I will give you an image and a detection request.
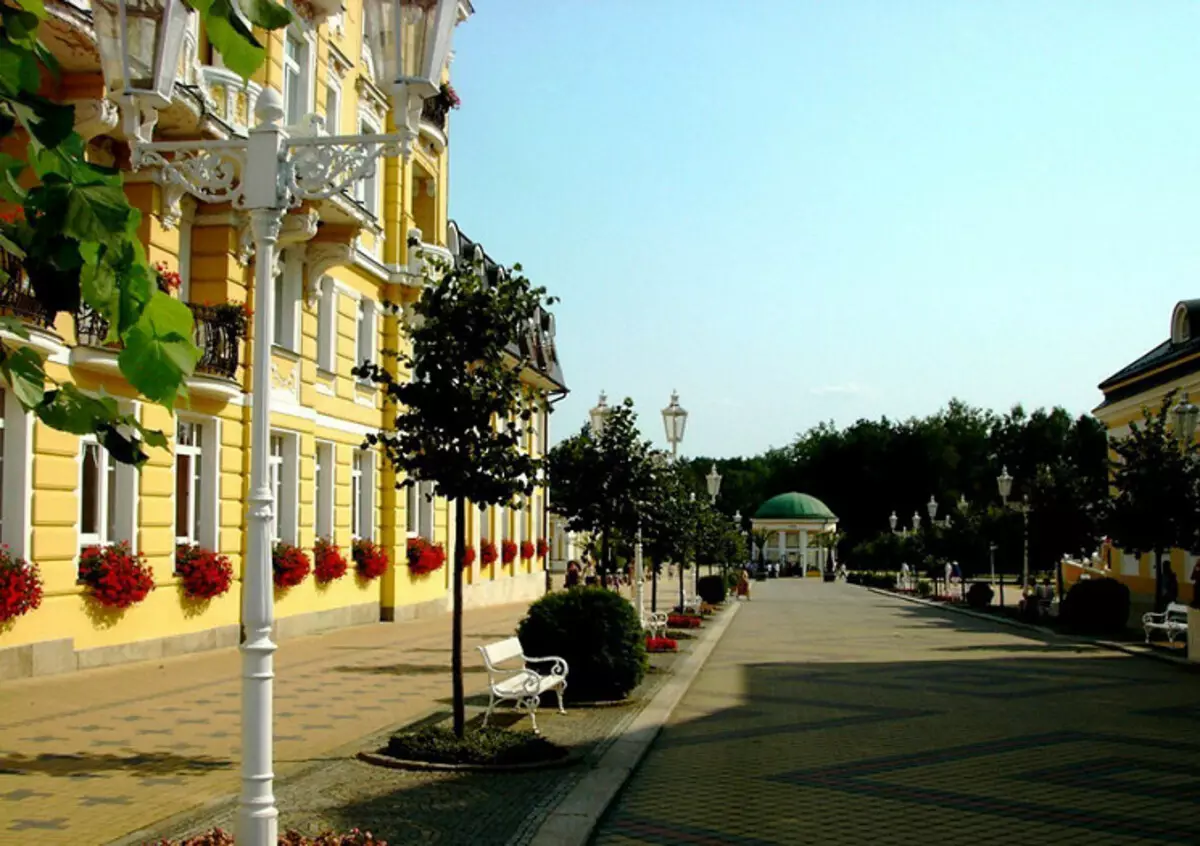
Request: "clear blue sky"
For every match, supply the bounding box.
[447,1,1200,458]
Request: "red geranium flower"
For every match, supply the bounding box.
[536,538,548,559]
[0,546,42,623]
[519,540,535,561]
[501,540,517,565]
[645,636,678,653]
[175,544,234,600]
[313,538,349,584]
[272,542,311,589]
[352,538,389,580]
[666,614,702,629]
[79,542,155,609]
[153,261,183,294]
[481,540,498,566]
[406,537,446,576]
[463,546,477,567]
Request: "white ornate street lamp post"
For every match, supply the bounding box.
[997,465,1032,594]
[94,3,458,843]
[1174,393,1199,444]
[661,390,687,459]
[589,391,610,438]
[706,463,722,505]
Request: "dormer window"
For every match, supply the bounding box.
[1172,301,1193,345]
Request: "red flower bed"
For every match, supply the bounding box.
[645,636,678,653]
[0,547,42,623]
[406,538,446,576]
[481,540,498,566]
[666,614,701,629]
[313,539,348,584]
[520,540,535,561]
[536,538,548,559]
[152,827,387,845]
[272,542,311,589]
[463,546,477,567]
[501,540,517,565]
[79,542,155,609]
[175,544,233,600]
[353,538,389,580]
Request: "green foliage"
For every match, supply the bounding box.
[697,574,726,604]
[915,580,933,598]
[517,587,647,703]
[0,0,288,461]
[384,725,567,766]
[1060,578,1132,634]
[966,581,994,609]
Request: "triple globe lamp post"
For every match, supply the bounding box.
[91,1,460,842]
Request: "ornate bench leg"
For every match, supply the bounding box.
[482,693,495,728]
[523,696,540,734]
[556,683,566,715]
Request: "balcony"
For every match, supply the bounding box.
[0,253,56,329]
[74,302,245,388]
[421,95,450,134]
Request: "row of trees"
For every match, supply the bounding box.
[546,400,746,608]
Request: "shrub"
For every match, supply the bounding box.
[915,579,933,598]
[175,545,234,599]
[0,549,42,622]
[697,574,727,604]
[1061,578,1131,634]
[384,725,566,766]
[724,570,741,590]
[517,586,647,702]
[313,539,349,584]
[152,829,387,845]
[352,538,389,580]
[272,543,311,589]
[966,581,994,610]
[79,542,155,609]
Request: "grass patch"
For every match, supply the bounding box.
[384,725,568,766]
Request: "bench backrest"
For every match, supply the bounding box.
[479,637,525,671]
[1166,603,1190,620]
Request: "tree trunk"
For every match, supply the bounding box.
[651,555,659,611]
[1154,547,1164,612]
[452,497,466,738]
[599,521,610,586]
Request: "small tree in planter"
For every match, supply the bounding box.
[358,251,550,738]
[313,538,349,584]
[79,542,154,609]
[0,549,42,622]
[175,544,234,600]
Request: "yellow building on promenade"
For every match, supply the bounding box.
[1089,299,1199,607]
[0,0,565,679]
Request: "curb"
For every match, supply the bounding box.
[864,586,1197,670]
[526,601,742,846]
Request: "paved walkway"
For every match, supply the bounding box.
[594,579,1200,846]
[0,602,529,846]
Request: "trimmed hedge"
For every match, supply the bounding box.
[517,586,647,703]
[1060,578,1131,634]
[697,574,727,604]
[966,582,994,609]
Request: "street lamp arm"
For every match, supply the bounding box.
[131,141,251,206]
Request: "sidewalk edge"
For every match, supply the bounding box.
[526,600,742,846]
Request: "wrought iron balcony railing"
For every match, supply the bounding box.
[421,95,450,133]
[0,252,57,329]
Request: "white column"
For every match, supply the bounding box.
[777,530,786,564]
[799,529,809,576]
[635,525,645,617]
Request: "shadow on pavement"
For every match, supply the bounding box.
[0,750,231,778]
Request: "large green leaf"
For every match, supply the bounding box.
[10,96,75,148]
[79,242,118,315]
[0,345,45,408]
[35,385,112,435]
[118,293,200,405]
[239,0,292,30]
[63,181,133,243]
[194,0,265,80]
[0,153,26,203]
[11,0,45,19]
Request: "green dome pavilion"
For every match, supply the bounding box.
[750,492,839,575]
[753,492,837,522]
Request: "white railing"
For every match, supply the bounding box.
[198,66,263,136]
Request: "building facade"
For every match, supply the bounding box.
[0,0,564,679]
[1090,299,1199,606]
[751,492,838,575]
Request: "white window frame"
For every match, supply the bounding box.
[268,430,299,543]
[316,277,337,373]
[324,75,342,135]
[406,482,419,536]
[282,28,315,126]
[419,480,434,541]
[351,449,375,541]
[315,440,334,540]
[355,298,376,381]
[78,434,137,550]
[274,249,302,352]
[356,115,382,218]
[0,388,31,558]
[174,417,220,550]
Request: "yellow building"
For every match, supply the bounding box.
[0,0,565,679]
[1089,298,1198,607]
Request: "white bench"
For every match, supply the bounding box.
[1143,603,1189,646]
[679,592,703,615]
[477,637,568,733]
[642,607,669,638]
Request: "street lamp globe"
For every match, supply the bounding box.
[1173,392,1199,444]
[912,512,921,532]
[588,391,610,437]
[997,466,1014,504]
[362,0,459,99]
[706,463,722,502]
[889,511,898,531]
[93,0,193,108]
[662,390,688,450]
[927,495,938,520]
[957,494,969,513]
[733,510,741,526]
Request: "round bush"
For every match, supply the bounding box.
[1061,578,1131,634]
[915,580,933,598]
[517,587,647,703]
[697,574,727,605]
[966,582,994,609]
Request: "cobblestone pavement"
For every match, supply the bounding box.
[0,602,532,846]
[593,579,1200,846]
[143,637,693,846]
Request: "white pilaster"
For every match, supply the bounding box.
[799,529,809,575]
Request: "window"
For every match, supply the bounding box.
[273,250,301,351]
[479,503,489,543]
[406,482,419,535]
[355,299,376,380]
[357,120,379,217]
[0,389,6,544]
[0,390,31,558]
[351,450,374,540]
[350,451,363,539]
[419,481,434,540]
[268,435,283,542]
[283,31,311,126]
[175,421,204,545]
[80,439,118,547]
[325,79,341,135]
[316,279,336,372]
[315,441,333,539]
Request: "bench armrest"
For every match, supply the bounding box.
[1143,611,1168,624]
[525,655,569,678]
[494,667,543,695]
